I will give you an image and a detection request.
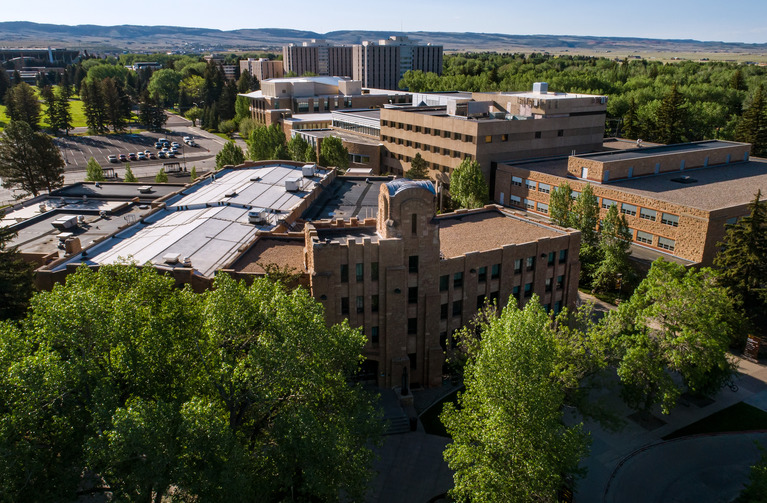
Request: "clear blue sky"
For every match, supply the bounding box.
[5,0,767,44]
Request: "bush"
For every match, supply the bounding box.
[155,169,168,183]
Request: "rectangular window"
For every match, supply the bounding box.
[621,203,637,217]
[538,183,551,194]
[485,135,492,143]
[489,264,500,280]
[510,195,521,206]
[524,198,535,210]
[440,275,448,291]
[340,264,348,283]
[409,255,419,274]
[411,213,418,234]
[454,272,463,289]
[501,133,509,142]
[640,208,657,221]
[559,249,568,263]
[477,295,486,310]
[371,262,379,281]
[478,266,487,283]
[526,256,535,271]
[514,259,522,274]
[636,230,653,244]
[535,131,542,139]
[661,213,679,227]
[554,301,562,314]
[537,202,549,214]
[524,282,533,297]
[371,326,379,345]
[658,236,676,251]
[556,275,564,290]
[453,132,461,140]
[408,318,417,334]
[356,296,364,313]
[601,198,617,209]
[557,129,564,137]
[441,303,448,320]
[355,263,364,282]
[512,285,521,301]
[408,287,418,304]
[452,300,463,316]
[545,278,552,292]
[341,297,349,315]
[371,294,379,312]
[512,176,523,187]
[547,252,555,266]
[525,180,537,190]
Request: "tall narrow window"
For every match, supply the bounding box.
[411,213,418,235]
[371,262,379,281]
[340,264,348,283]
[409,255,419,274]
[355,263,364,282]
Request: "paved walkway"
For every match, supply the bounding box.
[575,355,767,502]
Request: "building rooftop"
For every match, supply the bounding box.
[437,208,565,258]
[302,176,390,221]
[572,140,742,163]
[298,129,383,146]
[51,164,330,277]
[315,226,379,244]
[230,236,306,274]
[285,113,335,123]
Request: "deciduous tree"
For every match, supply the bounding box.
[215,141,245,169]
[0,221,35,320]
[449,159,488,209]
[549,182,574,228]
[441,299,589,502]
[319,136,349,171]
[592,204,633,294]
[600,259,738,415]
[287,134,309,162]
[84,157,105,182]
[247,123,286,161]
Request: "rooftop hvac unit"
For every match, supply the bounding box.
[533,82,548,94]
[302,164,316,177]
[163,253,181,264]
[248,208,269,224]
[285,178,301,192]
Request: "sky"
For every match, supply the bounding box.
[4,0,767,44]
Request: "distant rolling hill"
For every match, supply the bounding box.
[2,21,767,55]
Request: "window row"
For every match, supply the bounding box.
[630,229,676,252]
[340,262,380,283]
[340,294,381,315]
[381,121,475,143]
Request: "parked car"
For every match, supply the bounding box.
[148,152,157,159]
[128,153,137,161]
[182,136,191,142]
[154,141,163,149]
[107,154,118,163]
[119,154,127,162]
[171,142,180,148]
[166,151,176,158]
[158,151,167,159]
[187,140,198,147]
[137,152,147,160]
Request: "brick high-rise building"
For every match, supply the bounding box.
[283,40,353,78]
[353,36,443,90]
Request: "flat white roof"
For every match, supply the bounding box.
[54,164,328,277]
[503,91,606,100]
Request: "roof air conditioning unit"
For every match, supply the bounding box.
[302,164,316,177]
[285,178,301,192]
[248,208,269,224]
[163,253,181,264]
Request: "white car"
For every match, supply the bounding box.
[171,142,181,149]
[107,154,118,163]
[182,136,191,142]
[137,152,147,160]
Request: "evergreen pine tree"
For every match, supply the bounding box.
[656,83,687,145]
[623,97,642,140]
[714,190,767,337]
[155,168,169,183]
[405,153,430,180]
[735,85,767,157]
[0,220,35,319]
[190,166,198,182]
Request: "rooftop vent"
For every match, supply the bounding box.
[533,82,548,94]
[671,176,697,184]
[163,253,181,264]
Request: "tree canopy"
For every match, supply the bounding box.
[442,299,589,502]
[0,265,382,502]
[449,159,488,209]
[599,259,737,414]
[247,123,286,161]
[215,141,246,169]
[0,221,35,320]
[0,120,65,197]
[4,83,41,129]
[405,152,430,180]
[85,157,105,182]
[319,136,349,171]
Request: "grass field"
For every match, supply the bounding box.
[0,86,88,132]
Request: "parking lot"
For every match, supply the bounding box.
[52,130,218,171]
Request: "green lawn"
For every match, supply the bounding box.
[1,86,89,132]
[663,402,767,440]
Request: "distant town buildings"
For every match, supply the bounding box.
[282,36,443,90]
[239,57,284,82]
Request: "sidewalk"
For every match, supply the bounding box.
[575,354,767,502]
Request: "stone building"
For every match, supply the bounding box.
[494,140,767,265]
[303,179,581,388]
[239,58,284,82]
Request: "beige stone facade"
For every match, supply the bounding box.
[494,141,767,264]
[304,180,581,388]
[380,90,607,182]
[239,58,284,82]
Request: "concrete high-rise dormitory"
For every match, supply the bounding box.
[282,36,443,90]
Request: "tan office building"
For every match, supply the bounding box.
[380,84,607,182]
[352,36,443,90]
[283,40,354,77]
[239,58,284,82]
[494,140,766,265]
